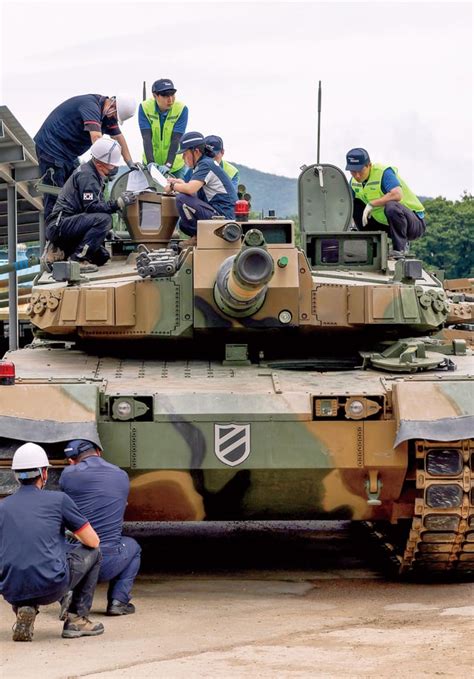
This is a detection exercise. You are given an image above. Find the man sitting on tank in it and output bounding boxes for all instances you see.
[163,131,237,247]
[42,139,137,270]
[345,148,426,258]
[59,439,141,617]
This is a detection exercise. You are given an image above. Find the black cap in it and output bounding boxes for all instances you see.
[152,79,176,95]
[345,148,370,171]
[204,135,224,154]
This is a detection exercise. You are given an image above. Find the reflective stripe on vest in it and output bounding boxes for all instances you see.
[350,163,424,225]
[141,99,185,172]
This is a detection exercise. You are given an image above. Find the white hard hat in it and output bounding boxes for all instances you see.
[12,442,50,470]
[115,94,137,124]
[90,138,122,166]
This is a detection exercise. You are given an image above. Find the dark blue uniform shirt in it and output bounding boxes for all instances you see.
[60,456,129,547]
[34,94,121,163]
[0,486,88,602]
[192,157,237,218]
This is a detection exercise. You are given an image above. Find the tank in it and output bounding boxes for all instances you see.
[1,162,473,579]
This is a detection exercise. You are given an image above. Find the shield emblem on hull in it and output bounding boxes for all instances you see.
[214,423,251,467]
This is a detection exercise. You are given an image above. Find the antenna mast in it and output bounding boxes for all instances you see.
[317,81,322,164]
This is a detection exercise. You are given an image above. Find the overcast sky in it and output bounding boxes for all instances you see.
[1,0,472,199]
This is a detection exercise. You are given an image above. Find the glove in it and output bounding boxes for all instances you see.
[126,159,141,171]
[362,203,373,227]
[116,192,137,210]
[158,164,171,177]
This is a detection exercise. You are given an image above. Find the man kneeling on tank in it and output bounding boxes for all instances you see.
[42,138,137,270]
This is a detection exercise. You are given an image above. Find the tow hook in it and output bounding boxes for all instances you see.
[365,470,383,506]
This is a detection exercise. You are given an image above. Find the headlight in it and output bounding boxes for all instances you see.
[278,310,292,324]
[116,401,132,418]
[348,399,364,416]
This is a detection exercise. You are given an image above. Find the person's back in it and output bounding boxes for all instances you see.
[60,456,129,546]
[194,155,237,218]
[0,487,84,602]
[60,440,141,616]
[0,442,104,641]
[35,94,117,162]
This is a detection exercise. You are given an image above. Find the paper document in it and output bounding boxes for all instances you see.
[126,168,150,193]
[149,165,169,188]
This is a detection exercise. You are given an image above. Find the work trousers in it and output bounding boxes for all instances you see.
[46,212,112,261]
[99,537,141,604]
[353,198,426,251]
[36,148,78,222]
[10,545,101,617]
[175,193,219,236]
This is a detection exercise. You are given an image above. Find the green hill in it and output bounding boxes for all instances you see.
[235,164,298,218]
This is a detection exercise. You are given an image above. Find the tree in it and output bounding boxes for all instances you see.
[410,193,473,278]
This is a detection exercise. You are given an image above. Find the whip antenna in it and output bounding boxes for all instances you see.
[317,80,322,164]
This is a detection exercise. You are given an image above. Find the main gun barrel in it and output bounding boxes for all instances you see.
[214,229,274,317]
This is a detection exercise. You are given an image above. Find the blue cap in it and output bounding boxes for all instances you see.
[204,135,224,155]
[152,79,176,95]
[64,439,98,459]
[345,148,370,171]
[178,131,205,153]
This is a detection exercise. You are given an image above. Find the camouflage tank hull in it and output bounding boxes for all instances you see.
[1,344,473,577]
[1,163,473,579]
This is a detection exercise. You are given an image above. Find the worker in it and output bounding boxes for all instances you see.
[35,93,138,221]
[139,78,188,178]
[204,135,240,190]
[42,138,137,270]
[164,131,238,244]
[0,443,104,641]
[345,148,426,257]
[60,440,141,617]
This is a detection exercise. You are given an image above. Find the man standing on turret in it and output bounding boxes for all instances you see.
[346,148,426,258]
[139,79,188,179]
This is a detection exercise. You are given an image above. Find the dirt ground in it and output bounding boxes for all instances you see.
[1,525,473,678]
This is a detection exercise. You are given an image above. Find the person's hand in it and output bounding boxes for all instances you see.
[117,191,137,209]
[158,164,171,176]
[164,181,175,194]
[126,159,141,171]
[362,203,373,227]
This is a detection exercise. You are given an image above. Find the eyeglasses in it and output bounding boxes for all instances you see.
[157,90,175,97]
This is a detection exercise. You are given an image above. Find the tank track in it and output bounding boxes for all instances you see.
[364,438,474,578]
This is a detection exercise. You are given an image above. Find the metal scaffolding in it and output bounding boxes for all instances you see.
[0,106,43,351]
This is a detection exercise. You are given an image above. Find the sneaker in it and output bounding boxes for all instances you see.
[59,590,73,621]
[106,599,136,616]
[62,615,104,638]
[12,606,37,642]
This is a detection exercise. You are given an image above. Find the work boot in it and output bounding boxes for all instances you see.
[388,249,405,260]
[68,256,99,273]
[12,606,37,642]
[40,241,65,272]
[58,590,73,621]
[62,614,104,639]
[106,599,136,616]
[178,235,197,250]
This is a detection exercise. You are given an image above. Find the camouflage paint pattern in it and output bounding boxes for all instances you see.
[1,165,473,577]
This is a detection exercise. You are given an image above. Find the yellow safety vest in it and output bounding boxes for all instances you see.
[141,99,185,173]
